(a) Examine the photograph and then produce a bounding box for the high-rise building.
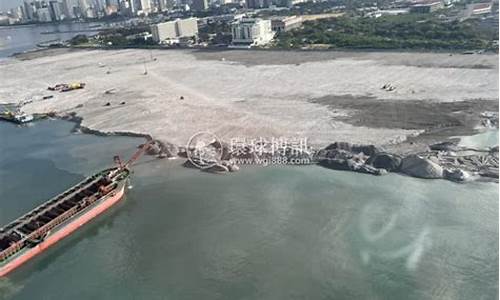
[128,0,137,14]
[106,0,119,6]
[37,7,53,22]
[191,0,208,10]
[118,0,131,15]
[85,7,96,18]
[49,1,63,20]
[17,5,27,21]
[95,0,107,10]
[140,0,151,13]
[77,0,96,18]
[158,0,173,11]
[245,0,269,8]
[62,0,75,19]
[23,1,35,20]
[79,0,90,14]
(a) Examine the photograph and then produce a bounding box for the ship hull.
[0,183,126,277]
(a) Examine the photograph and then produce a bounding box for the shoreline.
[11,44,500,62]
[32,111,498,183]
[2,47,498,182]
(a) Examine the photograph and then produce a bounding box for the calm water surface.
[0,120,497,300]
[0,23,103,58]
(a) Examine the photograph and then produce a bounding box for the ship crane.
[114,140,154,170]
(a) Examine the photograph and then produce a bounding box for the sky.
[1,0,23,12]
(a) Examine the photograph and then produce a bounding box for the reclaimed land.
[1,48,498,175]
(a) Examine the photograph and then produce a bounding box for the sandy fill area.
[0,49,497,148]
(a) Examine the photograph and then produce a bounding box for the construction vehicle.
[48,83,86,92]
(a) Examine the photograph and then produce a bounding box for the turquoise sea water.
[458,129,499,148]
[0,120,497,300]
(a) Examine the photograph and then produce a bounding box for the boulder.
[366,153,402,172]
[318,158,386,175]
[221,160,240,172]
[177,146,188,158]
[479,168,499,178]
[208,141,233,160]
[400,155,443,179]
[429,141,460,152]
[228,164,240,172]
[356,164,387,175]
[182,159,198,168]
[444,168,473,182]
[145,143,161,155]
[157,141,178,158]
[428,156,440,165]
[318,158,353,171]
[204,163,229,174]
[325,142,381,157]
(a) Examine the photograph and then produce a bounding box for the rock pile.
[316,142,386,175]
[316,141,498,182]
[400,155,443,179]
[140,140,177,158]
[180,138,498,182]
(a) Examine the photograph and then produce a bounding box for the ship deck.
[0,167,129,264]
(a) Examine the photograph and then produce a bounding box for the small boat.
[0,111,34,124]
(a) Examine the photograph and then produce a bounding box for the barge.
[0,140,155,276]
[0,167,130,276]
[0,167,130,277]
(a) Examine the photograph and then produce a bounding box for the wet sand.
[310,95,498,153]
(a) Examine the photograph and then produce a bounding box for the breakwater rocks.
[139,140,178,158]
[178,137,498,182]
[317,140,498,182]
[317,143,388,176]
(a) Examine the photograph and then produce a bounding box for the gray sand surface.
[1,49,497,150]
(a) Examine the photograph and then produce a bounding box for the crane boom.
[123,140,153,169]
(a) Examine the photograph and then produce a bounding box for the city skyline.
[0,0,165,24]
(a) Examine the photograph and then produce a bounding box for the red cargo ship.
[0,142,152,276]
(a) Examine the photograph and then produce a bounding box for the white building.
[151,21,176,41]
[176,18,198,36]
[270,15,302,33]
[231,17,274,47]
[151,18,198,43]
[140,0,151,14]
